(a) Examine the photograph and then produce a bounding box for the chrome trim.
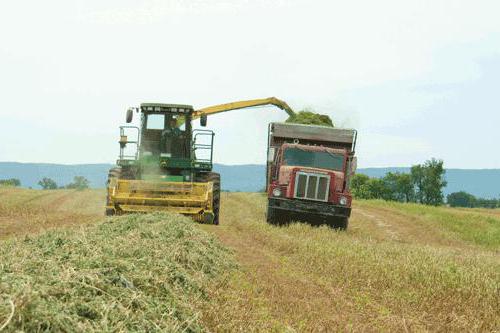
[294,171,330,202]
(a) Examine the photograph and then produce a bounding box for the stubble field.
[0,187,499,332]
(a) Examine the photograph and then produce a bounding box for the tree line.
[446,191,500,209]
[351,159,447,206]
[0,178,21,187]
[0,176,90,190]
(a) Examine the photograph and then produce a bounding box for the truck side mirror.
[200,114,208,127]
[267,147,276,163]
[126,108,134,123]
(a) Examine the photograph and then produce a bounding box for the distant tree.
[352,159,446,206]
[38,177,58,190]
[66,176,90,190]
[352,173,406,201]
[447,191,477,208]
[350,174,372,199]
[395,173,415,203]
[379,172,416,203]
[367,178,390,200]
[410,164,425,204]
[475,198,498,209]
[381,172,402,201]
[0,178,21,187]
[411,159,447,206]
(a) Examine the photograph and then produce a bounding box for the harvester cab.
[106,103,220,224]
[124,103,214,182]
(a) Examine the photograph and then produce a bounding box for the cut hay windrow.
[0,213,235,332]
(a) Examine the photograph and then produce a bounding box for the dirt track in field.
[1,189,499,331]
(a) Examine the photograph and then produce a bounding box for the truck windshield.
[283,148,344,171]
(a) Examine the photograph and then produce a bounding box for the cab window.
[146,114,165,130]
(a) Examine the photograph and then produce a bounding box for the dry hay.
[0,213,234,332]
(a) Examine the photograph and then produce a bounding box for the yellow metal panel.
[107,179,214,223]
[193,97,295,119]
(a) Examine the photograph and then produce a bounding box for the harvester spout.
[193,97,295,119]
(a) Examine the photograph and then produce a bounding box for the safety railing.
[119,126,140,161]
[192,129,215,165]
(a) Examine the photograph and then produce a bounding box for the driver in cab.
[163,117,182,137]
[162,116,184,157]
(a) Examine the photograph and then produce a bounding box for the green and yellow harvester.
[105,98,295,224]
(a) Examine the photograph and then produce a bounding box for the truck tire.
[266,206,289,225]
[266,206,277,225]
[197,172,221,225]
[335,217,349,230]
[105,167,121,216]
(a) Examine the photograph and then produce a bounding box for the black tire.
[333,217,349,230]
[197,172,220,225]
[105,167,122,214]
[266,206,290,226]
[107,167,122,185]
[105,208,115,216]
[266,206,277,225]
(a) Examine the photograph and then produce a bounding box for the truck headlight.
[272,188,282,197]
[339,196,348,206]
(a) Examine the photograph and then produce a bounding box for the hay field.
[1,188,499,332]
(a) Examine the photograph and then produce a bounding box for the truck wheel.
[197,172,221,225]
[335,217,349,230]
[266,207,277,225]
[266,207,288,225]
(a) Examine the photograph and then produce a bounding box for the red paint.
[267,143,352,207]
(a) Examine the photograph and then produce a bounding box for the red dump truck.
[266,122,357,229]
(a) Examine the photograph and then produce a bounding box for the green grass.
[359,200,500,249]
[0,213,235,332]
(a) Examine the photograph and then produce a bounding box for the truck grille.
[294,172,330,202]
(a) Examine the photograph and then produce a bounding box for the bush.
[0,179,21,187]
[38,177,58,190]
[66,176,90,190]
[447,191,477,208]
[447,191,499,208]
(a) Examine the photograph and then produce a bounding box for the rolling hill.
[1,162,500,198]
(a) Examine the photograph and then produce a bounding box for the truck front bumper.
[268,198,351,219]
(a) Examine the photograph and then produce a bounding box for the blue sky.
[0,0,499,168]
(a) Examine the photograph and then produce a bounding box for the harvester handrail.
[119,126,141,161]
[192,129,215,164]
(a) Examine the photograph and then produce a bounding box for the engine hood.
[278,165,345,192]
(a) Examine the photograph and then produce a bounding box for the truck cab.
[266,123,357,229]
